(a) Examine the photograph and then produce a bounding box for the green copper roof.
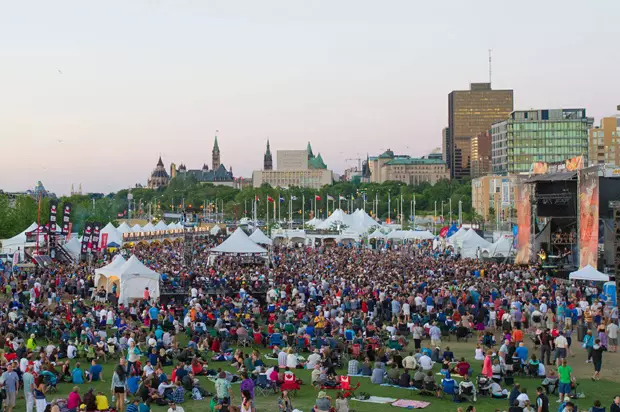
[378,149,394,159]
[308,152,327,169]
[213,135,220,152]
[307,141,314,158]
[266,139,271,155]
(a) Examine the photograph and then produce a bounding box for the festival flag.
[327,194,334,201]
[315,195,322,201]
[339,195,346,201]
[255,195,260,201]
[291,196,298,200]
[267,196,274,203]
[279,196,285,203]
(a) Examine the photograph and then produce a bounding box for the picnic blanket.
[347,373,371,378]
[379,384,418,390]
[391,399,431,409]
[351,396,398,404]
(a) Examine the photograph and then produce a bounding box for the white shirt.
[606,323,619,339]
[516,393,529,407]
[286,354,298,369]
[67,345,77,359]
[144,364,155,376]
[20,358,28,373]
[168,407,185,412]
[418,355,433,370]
[554,335,568,349]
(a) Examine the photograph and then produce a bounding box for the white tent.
[484,235,514,258]
[167,222,177,230]
[93,255,127,292]
[96,255,160,305]
[0,222,39,253]
[409,230,435,240]
[249,228,273,245]
[210,225,222,235]
[569,265,610,282]
[460,229,492,259]
[131,224,142,232]
[210,228,267,255]
[142,222,156,232]
[154,221,168,231]
[368,230,385,240]
[101,222,122,247]
[116,222,132,234]
[174,222,184,229]
[447,227,468,244]
[63,237,82,261]
[305,218,323,228]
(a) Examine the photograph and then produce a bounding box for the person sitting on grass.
[88,360,104,383]
[424,370,442,397]
[95,391,109,411]
[71,362,85,384]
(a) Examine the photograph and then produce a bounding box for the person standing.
[591,339,604,381]
[557,359,574,404]
[34,377,47,412]
[111,364,128,412]
[23,365,36,412]
[554,331,568,366]
[535,386,549,412]
[583,330,595,363]
[1,363,19,412]
[606,321,618,353]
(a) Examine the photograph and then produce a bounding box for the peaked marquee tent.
[210,228,267,256]
[131,224,142,232]
[101,222,122,247]
[142,222,156,232]
[96,255,160,305]
[249,228,273,245]
[569,265,610,282]
[63,237,82,261]
[210,225,222,235]
[93,255,127,293]
[154,221,168,231]
[0,222,39,253]
[484,235,514,258]
[460,229,491,259]
[116,222,132,234]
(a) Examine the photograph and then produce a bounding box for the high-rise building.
[448,83,514,179]
[589,117,620,166]
[442,127,451,168]
[491,108,593,175]
[471,130,492,178]
[263,140,273,170]
[472,174,522,221]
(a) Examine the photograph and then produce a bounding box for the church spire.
[157,155,164,167]
[264,139,273,170]
[307,141,314,159]
[212,132,221,170]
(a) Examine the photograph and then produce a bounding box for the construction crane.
[345,157,362,170]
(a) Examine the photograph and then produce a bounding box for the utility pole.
[458,199,463,226]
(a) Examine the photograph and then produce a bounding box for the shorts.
[556,348,567,359]
[114,387,125,394]
[558,382,571,394]
[594,361,602,372]
[610,337,618,346]
[6,391,16,407]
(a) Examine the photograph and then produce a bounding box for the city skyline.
[2,0,619,195]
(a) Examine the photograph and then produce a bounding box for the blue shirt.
[515,346,528,363]
[90,364,103,381]
[148,307,159,320]
[72,368,85,384]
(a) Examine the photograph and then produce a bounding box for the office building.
[448,83,514,179]
[471,131,492,178]
[589,117,620,166]
[472,174,521,221]
[252,142,333,189]
[367,149,449,185]
[491,109,593,175]
[442,127,451,167]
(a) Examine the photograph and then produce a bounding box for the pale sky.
[1,0,619,195]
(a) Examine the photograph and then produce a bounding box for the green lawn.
[17,337,619,412]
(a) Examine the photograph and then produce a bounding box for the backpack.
[192,387,203,400]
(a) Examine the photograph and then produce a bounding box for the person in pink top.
[481,350,493,378]
[67,386,81,412]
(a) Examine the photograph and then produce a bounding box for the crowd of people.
[0,232,618,412]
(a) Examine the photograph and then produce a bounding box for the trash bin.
[577,324,587,342]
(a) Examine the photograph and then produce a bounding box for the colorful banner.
[81,222,93,255]
[515,184,532,264]
[61,202,72,235]
[532,162,548,175]
[100,233,108,250]
[566,155,584,172]
[91,222,102,251]
[578,167,599,268]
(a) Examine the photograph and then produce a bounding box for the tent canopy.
[96,255,160,305]
[460,229,491,258]
[142,222,155,232]
[249,228,273,245]
[210,225,222,235]
[131,224,142,232]
[569,265,609,281]
[154,221,168,231]
[116,222,132,234]
[101,222,122,247]
[484,235,514,257]
[1,222,40,252]
[63,237,82,261]
[210,228,267,255]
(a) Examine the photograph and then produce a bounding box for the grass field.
[15,334,620,412]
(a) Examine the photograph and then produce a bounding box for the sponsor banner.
[578,167,599,268]
[566,155,584,172]
[48,200,59,233]
[532,162,548,175]
[81,222,93,254]
[91,222,102,251]
[515,184,532,264]
[100,233,108,250]
[61,202,72,235]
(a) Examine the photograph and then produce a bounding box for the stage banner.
[61,202,72,235]
[566,155,584,172]
[515,184,532,264]
[81,222,93,255]
[48,200,58,233]
[578,167,599,268]
[100,233,108,250]
[91,222,102,251]
[532,162,548,175]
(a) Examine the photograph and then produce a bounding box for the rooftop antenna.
[488,49,492,86]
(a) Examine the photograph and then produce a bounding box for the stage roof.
[525,171,577,183]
